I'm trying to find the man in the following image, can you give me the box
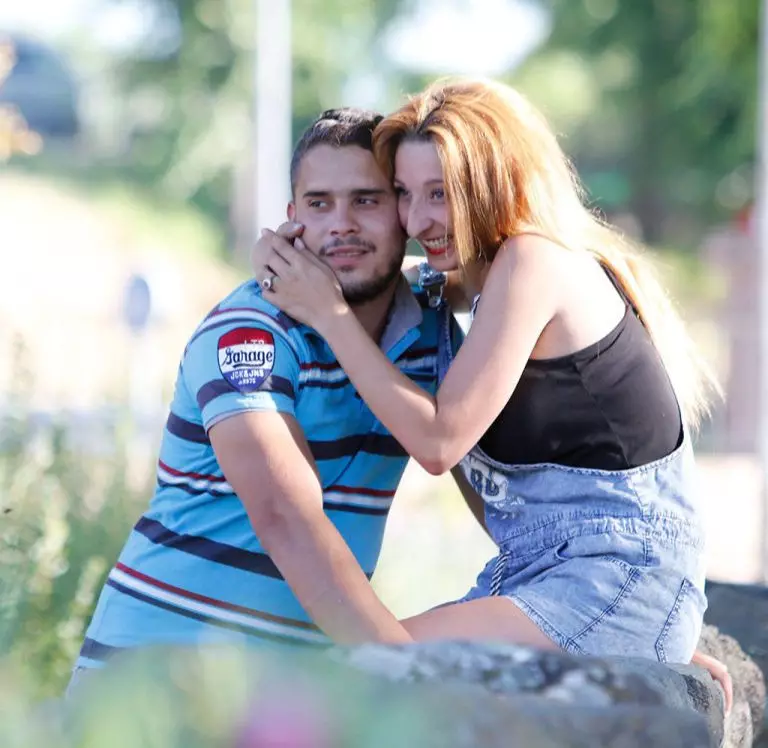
[71,108,470,676]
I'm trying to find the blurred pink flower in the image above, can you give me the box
[234,689,335,748]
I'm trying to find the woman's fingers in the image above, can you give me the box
[251,224,297,277]
[265,249,293,282]
[263,230,302,266]
[274,221,304,240]
[692,650,733,716]
[259,231,343,309]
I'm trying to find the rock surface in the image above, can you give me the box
[332,640,722,746]
[61,642,716,748]
[704,581,768,747]
[54,619,764,747]
[62,647,714,748]
[331,625,767,748]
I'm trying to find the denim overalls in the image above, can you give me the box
[439,300,707,663]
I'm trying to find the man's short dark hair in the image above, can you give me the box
[290,108,384,195]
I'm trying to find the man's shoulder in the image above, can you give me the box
[177,282,311,421]
[209,280,300,328]
[188,281,308,350]
[184,280,309,374]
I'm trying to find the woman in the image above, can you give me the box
[253,78,728,692]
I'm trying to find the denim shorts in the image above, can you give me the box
[459,522,706,663]
[455,438,707,664]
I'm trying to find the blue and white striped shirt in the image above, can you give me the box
[77,277,460,666]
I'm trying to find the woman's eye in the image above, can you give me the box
[431,188,445,200]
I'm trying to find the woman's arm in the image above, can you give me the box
[264,234,559,474]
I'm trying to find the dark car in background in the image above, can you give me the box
[0,34,79,138]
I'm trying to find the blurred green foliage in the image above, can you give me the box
[108,0,761,253]
[516,0,757,246]
[0,345,151,700]
[12,1,756,255]
[94,0,412,256]
[0,642,473,748]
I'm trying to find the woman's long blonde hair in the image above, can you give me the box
[373,77,719,429]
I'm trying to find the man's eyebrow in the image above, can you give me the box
[301,188,388,198]
[351,188,388,196]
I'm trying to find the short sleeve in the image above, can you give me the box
[182,314,302,431]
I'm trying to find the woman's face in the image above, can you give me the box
[393,139,459,272]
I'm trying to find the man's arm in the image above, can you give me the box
[450,467,492,541]
[210,410,412,645]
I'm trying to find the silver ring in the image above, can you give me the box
[261,275,275,292]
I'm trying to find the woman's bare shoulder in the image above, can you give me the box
[496,233,574,282]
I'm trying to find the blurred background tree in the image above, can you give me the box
[5,0,758,254]
[515,0,758,246]
[62,0,412,256]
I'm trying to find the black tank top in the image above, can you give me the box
[476,269,683,470]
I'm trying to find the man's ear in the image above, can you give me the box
[287,203,296,222]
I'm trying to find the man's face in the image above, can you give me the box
[288,144,406,305]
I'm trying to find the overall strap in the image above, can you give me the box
[436,305,454,385]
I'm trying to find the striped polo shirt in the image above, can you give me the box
[76,277,459,667]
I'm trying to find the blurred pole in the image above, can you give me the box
[758,0,768,583]
[254,0,292,235]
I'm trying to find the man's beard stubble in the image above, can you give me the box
[316,236,406,306]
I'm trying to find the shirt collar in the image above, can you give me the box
[379,274,423,354]
[298,274,423,354]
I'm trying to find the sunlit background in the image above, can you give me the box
[0,0,762,699]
